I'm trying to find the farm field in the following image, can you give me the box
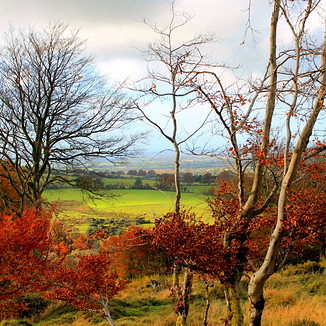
[44,187,211,233]
[101,177,157,187]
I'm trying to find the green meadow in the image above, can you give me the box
[44,187,211,233]
[101,177,157,187]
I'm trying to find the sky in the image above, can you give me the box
[0,0,325,154]
[0,0,275,81]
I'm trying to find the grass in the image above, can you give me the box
[43,187,211,233]
[37,187,326,325]
[258,271,326,326]
[2,263,325,326]
[101,177,157,187]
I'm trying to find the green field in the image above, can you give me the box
[44,187,211,233]
[101,177,157,187]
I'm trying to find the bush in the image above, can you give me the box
[283,261,324,276]
[19,293,50,319]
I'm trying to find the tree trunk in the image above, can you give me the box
[175,268,193,326]
[248,275,267,326]
[248,20,326,326]
[224,279,243,326]
[103,304,116,326]
[220,2,280,321]
[173,140,181,216]
[176,315,188,326]
[203,282,211,326]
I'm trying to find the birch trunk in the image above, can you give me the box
[103,304,117,326]
[176,269,193,326]
[248,23,326,326]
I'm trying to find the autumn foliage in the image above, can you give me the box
[0,208,52,318]
[0,208,130,323]
[152,160,326,283]
[102,226,168,277]
[44,253,128,320]
[153,210,241,281]
[282,161,326,259]
[0,160,324,323]
[39,228,134,323]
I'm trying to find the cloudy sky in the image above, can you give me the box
[0,0,324,153]
[0,0,275,81]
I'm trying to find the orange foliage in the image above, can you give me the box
[282,162,326,258]
[102,226,165,277]
[153,210,241,281]
[152,158,326,283]
[44,253,128,316]
[0,208,52,318]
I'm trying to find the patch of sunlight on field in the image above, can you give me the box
[44,188,210,218]
[45,188,86,202]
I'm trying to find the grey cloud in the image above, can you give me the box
[0,0,170,25]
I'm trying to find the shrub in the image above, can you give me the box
[283,261,324,276]
[19,293,50,318]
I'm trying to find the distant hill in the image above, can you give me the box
[88,153,230,174]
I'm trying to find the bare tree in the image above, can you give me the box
[135,5,213,216]
[248,1,326,325]
[134,4,216,325]
[194,1,325,325]
[0,23,141,208]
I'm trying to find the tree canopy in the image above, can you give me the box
[0,23,141,207]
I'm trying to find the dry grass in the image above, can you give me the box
[116,308,175,326]
[242,266,326,326]
[115,268,326,326]
[259,296,326,326]
[9,262,324,326]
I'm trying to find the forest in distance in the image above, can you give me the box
[0,0,325,326]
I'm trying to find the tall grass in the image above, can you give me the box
[3,264,325,326]
[260,296,326,326]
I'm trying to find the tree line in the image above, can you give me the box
[46,168,217,191]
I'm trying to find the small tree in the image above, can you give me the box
[182,172,194,185]
[201,172,213,185]
[102,226,167,278]
[135,3,214,216]
[134,177,143,188]
[45,253,128,326]
[157,173,175,191]
[135,5,218,323]
[0,23,141,208]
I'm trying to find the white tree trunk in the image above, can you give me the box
[248,22,326,326]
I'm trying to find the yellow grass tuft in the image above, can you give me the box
[260,296,326,326]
